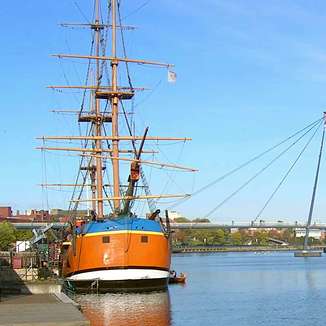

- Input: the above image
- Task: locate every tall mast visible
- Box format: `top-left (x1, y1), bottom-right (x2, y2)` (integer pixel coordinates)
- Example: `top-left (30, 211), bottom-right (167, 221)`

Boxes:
top-left (38, 2), bottom-right (193, 218)
top-left (111, 0), bottom-right (121, 213)
top-left (94, 0), bottom-right (104, 217)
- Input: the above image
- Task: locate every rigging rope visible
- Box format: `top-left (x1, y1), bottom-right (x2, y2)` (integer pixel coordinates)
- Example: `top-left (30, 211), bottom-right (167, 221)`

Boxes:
top-left (74, 1), bottom-right (91, 24)
top-left (120, 99), bottom-right (157, 213)
top-left (117, 1), bottom-right (133, 89)
top-left (68, 2), bottom-right (109, 217)
top-left (121, 0), bottom-right (151, 20)
top-left (68, 123), bottom-right (95, 216)
top-left (120, 100), bottom-right (139, 211)
top-left (80, 30), bottom-right (95, 114)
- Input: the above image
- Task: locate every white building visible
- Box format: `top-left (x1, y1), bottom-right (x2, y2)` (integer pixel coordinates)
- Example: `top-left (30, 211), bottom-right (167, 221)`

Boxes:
top-left (16, 241), bottom-right (31, 252)
top-left (295, 229), bottom-right (322, 240)
top-left (167, 210), bottom-right (184, 220)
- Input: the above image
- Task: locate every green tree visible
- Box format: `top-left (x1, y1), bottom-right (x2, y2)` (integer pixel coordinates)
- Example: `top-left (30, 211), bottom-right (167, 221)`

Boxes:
top-left (213, 229), bottom-right (226, 245)
top-left (230, 231), bottom-right (242, 245)
top-left (254, 231), bottom-right (269, 246)
top-left (15, 229), bottom-right (33, 241)
top-left (0, 222), bottom-right (16, 250)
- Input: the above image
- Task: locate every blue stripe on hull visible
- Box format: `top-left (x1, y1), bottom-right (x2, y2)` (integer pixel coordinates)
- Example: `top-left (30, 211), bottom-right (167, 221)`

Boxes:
top-left (76, 216), bottom-right (163, 235)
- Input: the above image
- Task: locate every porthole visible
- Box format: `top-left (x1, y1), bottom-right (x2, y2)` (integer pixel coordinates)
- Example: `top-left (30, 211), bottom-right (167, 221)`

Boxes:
top-left (102, 236), bottom-right (110, 243)
top-left (141, 235), bottom-right (148, 243)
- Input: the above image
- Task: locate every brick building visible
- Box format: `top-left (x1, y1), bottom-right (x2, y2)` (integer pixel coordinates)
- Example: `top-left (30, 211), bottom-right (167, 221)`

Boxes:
top-left (0, 206), bottom-right (12, 218)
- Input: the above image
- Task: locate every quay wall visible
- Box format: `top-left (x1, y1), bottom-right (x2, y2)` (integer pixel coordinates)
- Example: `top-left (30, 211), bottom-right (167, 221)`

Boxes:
top-left (0, 266), bottom-right (62, 294)
top-left (172, 245), bottom-right (326, 253)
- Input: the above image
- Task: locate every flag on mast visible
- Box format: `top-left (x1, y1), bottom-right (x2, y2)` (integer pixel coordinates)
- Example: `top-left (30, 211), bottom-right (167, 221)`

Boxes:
top-left (168, 69), bottom-right (177, 83)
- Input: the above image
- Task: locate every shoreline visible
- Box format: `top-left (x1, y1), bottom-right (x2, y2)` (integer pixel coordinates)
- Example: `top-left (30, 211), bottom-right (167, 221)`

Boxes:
top-left (172, 245), bottom-right (325, 254)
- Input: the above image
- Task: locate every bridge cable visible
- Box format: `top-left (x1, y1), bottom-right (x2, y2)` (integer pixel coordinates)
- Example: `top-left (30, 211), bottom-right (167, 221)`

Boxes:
top-left (168, 117), bottom-right (322, 210)
top-left (204, 120), bottom-right (321, 218)
top-left (254, 120), bottom-right (323, 222)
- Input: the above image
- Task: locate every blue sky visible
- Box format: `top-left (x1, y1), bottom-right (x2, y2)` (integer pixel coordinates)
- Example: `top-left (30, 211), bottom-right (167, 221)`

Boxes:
top-left (1, 0), bottom-right (326, 222)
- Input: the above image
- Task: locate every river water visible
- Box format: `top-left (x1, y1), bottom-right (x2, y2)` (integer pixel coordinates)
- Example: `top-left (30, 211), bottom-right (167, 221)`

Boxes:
top-left (74, 252), bottom-right (326, 325)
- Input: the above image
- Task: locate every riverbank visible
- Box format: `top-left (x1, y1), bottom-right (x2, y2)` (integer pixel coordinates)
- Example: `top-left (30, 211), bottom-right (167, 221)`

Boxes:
top-left (172, 245), bottom-right (326, 253)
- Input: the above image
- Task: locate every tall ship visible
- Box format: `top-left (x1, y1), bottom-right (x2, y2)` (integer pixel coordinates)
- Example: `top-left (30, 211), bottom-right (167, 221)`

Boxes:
top-left (38, 0), bottom-right (195, 292)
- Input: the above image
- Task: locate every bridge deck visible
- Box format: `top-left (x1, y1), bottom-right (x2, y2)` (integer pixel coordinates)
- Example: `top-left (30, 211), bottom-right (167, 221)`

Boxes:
top-left (10, 221), bottom-right (326, 230)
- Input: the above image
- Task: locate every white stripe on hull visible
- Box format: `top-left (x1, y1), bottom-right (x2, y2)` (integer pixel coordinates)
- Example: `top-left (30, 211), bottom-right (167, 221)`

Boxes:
top-left (68, 269), bottom-right (169, 281)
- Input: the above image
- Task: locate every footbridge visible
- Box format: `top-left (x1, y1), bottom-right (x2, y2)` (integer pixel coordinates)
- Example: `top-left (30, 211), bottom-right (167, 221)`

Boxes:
top-left (169, 222), bottom-right (326, 230)
top-left (10, 221), bottom-right (326, 230)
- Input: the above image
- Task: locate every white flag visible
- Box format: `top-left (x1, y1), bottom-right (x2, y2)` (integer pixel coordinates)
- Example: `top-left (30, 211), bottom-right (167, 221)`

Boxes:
top-left (168, 70), bottom-right (177, 83)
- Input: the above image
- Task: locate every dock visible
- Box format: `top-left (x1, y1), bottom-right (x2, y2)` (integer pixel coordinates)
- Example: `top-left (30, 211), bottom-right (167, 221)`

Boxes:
top-left (294, 250), bottom-right (323, 257)
top-left (0, 293), bottom-right (90, 326)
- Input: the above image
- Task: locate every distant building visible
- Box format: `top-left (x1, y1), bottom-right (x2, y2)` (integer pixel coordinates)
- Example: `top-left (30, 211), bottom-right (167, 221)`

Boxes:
top-left (295, 228), bottom-right (322, 240)
top-left (0, 215), bottom-right (33, 223)
top-left (50, 208), bottom-right (89, 218)
top-left (26, 209), bottom-right (50, 221)
top-left (0, 206), bottom-right (13, 218)
top-left (16, 241), bottom-right (31, 252)
top-left (167, 210), bottom-right (184, 221)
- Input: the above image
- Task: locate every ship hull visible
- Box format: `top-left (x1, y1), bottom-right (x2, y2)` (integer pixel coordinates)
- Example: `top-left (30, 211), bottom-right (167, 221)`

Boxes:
top-left (62, 217), bottom-right (171, 293)
top-left (64, 269), bottom-right (169, 293)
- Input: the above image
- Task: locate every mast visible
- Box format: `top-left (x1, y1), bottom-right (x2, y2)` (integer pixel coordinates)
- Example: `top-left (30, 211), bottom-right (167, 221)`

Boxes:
top-left (111, 0), bottom-right (121, 213)
top-left (94, 0), bottom-right (104, 218)
top-left (38, 1), bottom-right (195, 219)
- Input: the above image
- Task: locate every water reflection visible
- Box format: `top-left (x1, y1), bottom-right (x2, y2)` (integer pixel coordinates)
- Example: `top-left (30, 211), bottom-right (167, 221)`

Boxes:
top-left (74, 290), bottom-right (171, 326)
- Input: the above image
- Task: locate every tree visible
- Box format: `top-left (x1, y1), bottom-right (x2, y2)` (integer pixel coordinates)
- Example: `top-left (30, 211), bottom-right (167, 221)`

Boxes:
top-left (172, 230), bottom-right (186, 244)
top-left (254, 231), bottom-right (269, 246)
top-left (268, 229), bottom-right (281, 240)
top-left (239, 229), bottom-right (250, 244)
top-left (15, 229), bottom-right (33, 241)
top-left (213, 229), bottom-right (226, 245)
top-left (283, 229), bottom-right (294, 243)
top-left (230, 231), bottom-right (242, 245)
top-left (0, 222), bottom-right (16, 251)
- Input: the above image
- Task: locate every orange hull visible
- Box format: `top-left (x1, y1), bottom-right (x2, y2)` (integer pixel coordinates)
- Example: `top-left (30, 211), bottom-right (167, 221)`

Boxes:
top-left (61, 218), bottom-right (171, 292)
top-left (63, 230), bottom-right (170, 275)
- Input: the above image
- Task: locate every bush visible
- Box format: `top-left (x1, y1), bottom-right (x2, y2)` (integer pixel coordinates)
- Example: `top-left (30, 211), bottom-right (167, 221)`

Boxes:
top-left (0, 222), bottom-right (16, 251)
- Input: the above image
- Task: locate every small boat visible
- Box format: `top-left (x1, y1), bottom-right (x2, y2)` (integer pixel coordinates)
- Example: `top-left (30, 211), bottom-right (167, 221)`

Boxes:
top-left (169, 272), bottom-right (186, 284)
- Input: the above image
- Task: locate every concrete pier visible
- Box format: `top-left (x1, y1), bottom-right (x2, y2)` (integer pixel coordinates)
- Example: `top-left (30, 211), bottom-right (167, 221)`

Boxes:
top-left (0, 293), bottom-right (90, 326)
